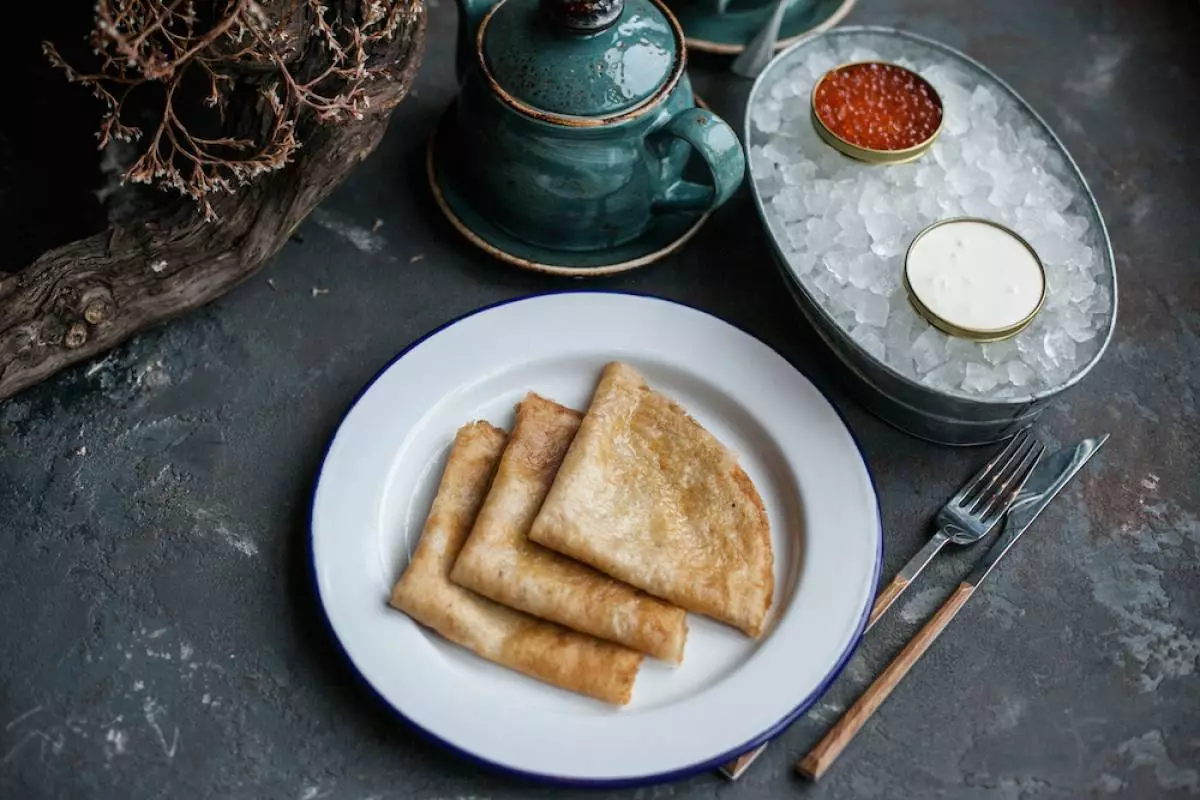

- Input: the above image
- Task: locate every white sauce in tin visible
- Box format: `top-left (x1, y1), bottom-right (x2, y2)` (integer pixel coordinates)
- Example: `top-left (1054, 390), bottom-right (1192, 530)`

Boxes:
top-left (906, 220), bottom-right (1044, 333)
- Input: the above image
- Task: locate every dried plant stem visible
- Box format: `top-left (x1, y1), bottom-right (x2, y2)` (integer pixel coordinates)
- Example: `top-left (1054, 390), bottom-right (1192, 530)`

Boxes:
top-left (0, 0), bottom-right (426, 400)
top-left (43, 0), bottom-right (418, 220)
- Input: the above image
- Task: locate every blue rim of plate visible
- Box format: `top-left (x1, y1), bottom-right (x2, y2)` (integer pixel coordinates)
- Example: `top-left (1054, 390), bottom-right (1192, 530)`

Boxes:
top-left (676, 0), bottom-right (856, 55)
top-left (307, 290), bottom-right (884, 787)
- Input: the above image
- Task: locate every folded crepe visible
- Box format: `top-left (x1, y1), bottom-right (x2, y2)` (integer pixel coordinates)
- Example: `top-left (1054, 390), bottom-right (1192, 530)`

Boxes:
top-left (450, 394), bottom-right (689, 663)
top-left (389, 420), bottom-right (642, 705)
top-left (529, 362), bottom-right (775, 637)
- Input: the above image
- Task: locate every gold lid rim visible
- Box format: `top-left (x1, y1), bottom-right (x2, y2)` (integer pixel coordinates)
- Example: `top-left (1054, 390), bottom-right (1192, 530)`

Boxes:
top-left (810, 61), bottom-right (945, 164)
top-left (474, 0), bottom-right (688, 129)
top-left (902, 217), bottom-right (1048, 343)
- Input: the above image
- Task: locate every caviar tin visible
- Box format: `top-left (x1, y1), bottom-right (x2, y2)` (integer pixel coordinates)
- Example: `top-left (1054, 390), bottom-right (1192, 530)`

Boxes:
top-left (810, 61), bottom-right (944, 165)
top-left (902, 217), bottom-right (1047, 343)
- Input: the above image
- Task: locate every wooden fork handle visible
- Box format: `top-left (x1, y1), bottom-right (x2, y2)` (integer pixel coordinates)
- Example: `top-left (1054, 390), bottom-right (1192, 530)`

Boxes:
top-left (867, 574), bottom-right (910, 628)
top-left (796, 581), bottom-right (976, 781)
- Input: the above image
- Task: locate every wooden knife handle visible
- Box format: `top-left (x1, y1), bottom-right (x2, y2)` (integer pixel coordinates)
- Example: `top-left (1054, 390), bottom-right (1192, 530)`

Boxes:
top-left (719, 572), bottom-right (916, 779)
top-left (796, 581), bottom-right (976, 781)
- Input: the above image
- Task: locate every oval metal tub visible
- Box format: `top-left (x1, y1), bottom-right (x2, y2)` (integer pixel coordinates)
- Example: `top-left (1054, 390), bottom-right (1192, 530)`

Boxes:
top-left (745, 26), bottom-right (1118, 447)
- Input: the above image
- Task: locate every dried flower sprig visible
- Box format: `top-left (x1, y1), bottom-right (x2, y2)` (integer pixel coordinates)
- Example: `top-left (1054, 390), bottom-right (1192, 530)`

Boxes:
top-left (44, 0), bottom-right (412, 221)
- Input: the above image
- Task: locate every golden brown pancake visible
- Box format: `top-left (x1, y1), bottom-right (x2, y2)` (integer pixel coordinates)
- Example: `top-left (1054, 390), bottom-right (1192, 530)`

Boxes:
top-left (529, 362), bottom-right (774, 637)
top-left (389, 420), bottom-right (643, 704)
top-left (450, 394), bottom-right (689, 663)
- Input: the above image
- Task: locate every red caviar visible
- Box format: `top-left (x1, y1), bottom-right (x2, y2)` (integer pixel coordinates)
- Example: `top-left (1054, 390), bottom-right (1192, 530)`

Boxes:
top-left (814, 62), bottom-right (943, 152)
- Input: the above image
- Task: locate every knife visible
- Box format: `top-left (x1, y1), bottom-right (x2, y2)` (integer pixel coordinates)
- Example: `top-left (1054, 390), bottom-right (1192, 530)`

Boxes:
top-left (962, 433), bottom-right (1110, 589)
top-left (794, 434), bottom-right (1110, 781)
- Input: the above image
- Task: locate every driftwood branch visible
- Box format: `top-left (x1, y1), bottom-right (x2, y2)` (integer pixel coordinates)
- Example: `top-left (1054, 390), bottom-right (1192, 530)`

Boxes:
top-left (0, 0), bottom-right (426, 402)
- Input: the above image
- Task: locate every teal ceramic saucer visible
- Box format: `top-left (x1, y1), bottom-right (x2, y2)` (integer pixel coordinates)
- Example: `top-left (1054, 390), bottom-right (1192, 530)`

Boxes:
top-left (427, 106), bottom-right (711, 278)
top-left (672, 0), bottom-right (855, 55)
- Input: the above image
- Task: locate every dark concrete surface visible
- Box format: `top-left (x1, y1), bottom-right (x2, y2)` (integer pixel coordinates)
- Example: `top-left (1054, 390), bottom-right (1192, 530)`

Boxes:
top-left (2, 1), bottom-right (1198, 798)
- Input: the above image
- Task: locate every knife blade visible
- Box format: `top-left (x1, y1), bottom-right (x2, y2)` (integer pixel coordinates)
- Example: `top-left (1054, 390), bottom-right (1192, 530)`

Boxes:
top-left (963, 433), bottom-right (1110, 589)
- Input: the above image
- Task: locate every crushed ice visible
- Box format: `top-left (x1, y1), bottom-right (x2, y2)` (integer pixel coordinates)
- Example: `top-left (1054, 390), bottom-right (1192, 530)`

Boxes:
top-left (749, 37), bottom-right (1112, 400)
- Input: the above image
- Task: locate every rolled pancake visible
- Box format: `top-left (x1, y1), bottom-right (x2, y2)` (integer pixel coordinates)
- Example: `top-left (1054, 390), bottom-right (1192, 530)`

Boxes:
top-left (529, 362), bottom-right (774, 637)
top-left (389, 420), bottom-right (642, 705)
top-left (450, 394), bottom-right (688, 663)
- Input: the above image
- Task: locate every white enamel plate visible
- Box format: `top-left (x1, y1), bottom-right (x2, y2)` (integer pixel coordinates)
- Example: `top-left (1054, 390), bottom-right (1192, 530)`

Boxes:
top-left (311, 293), bottom-right (881, 785)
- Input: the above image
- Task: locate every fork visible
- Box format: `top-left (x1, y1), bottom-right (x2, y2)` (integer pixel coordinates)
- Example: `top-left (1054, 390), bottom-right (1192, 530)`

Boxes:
top-left (719, 429), bottom-right (1045, 780)
top-left (863, 428), bottom-right (1044, 626)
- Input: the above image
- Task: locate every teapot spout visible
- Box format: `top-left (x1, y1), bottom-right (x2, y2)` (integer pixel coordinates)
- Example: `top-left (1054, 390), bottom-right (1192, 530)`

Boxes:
top-left (456, 0), bottom-right (494, 84)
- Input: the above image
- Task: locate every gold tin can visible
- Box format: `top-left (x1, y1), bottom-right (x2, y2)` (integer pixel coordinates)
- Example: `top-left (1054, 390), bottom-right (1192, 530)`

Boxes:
top-left (902, 217), bottom-right (1047, 342)
top-left (810, 61), bottom-right (945, 165)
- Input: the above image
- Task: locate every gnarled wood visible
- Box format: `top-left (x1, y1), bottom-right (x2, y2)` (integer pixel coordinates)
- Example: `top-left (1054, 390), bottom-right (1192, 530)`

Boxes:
top-left (0, 0), bottom-right (426, 402)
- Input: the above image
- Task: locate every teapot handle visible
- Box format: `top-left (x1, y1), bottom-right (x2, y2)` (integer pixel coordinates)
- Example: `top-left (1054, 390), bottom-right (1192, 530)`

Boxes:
top-left (649, 107), bottom-right (746, 213)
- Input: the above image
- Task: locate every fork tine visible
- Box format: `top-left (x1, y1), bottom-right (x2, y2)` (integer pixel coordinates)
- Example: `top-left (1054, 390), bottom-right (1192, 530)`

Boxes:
top-left (976, 440), bottom-right (1045, 521)
top-left (967, 435), bottom-right (1037, 515)
top-left (955, 429), bottom-right (1031, 508)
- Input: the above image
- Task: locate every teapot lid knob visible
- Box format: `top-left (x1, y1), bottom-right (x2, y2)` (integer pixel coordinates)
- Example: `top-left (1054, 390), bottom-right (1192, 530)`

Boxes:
top-left (540, 0), bottom-right (624, 34)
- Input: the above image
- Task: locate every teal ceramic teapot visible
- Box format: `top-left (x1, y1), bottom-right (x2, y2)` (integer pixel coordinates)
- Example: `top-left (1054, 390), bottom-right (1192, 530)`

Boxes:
top-left (453, 0), bottom-right (746, 252)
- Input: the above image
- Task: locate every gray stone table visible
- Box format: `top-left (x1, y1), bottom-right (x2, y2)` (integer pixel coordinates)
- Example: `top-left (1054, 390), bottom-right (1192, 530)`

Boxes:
top-left (2, 1), bottom-right (1197, 798)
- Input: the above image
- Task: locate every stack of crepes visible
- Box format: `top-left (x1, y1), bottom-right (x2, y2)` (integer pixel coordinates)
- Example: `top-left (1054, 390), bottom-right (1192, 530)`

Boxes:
top-left (388, 361), bottom-right (775, 705)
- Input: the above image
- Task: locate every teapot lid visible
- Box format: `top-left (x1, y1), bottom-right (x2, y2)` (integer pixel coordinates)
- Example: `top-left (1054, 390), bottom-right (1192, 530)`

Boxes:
top-left (477, 0), bottom-right (685, 124)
